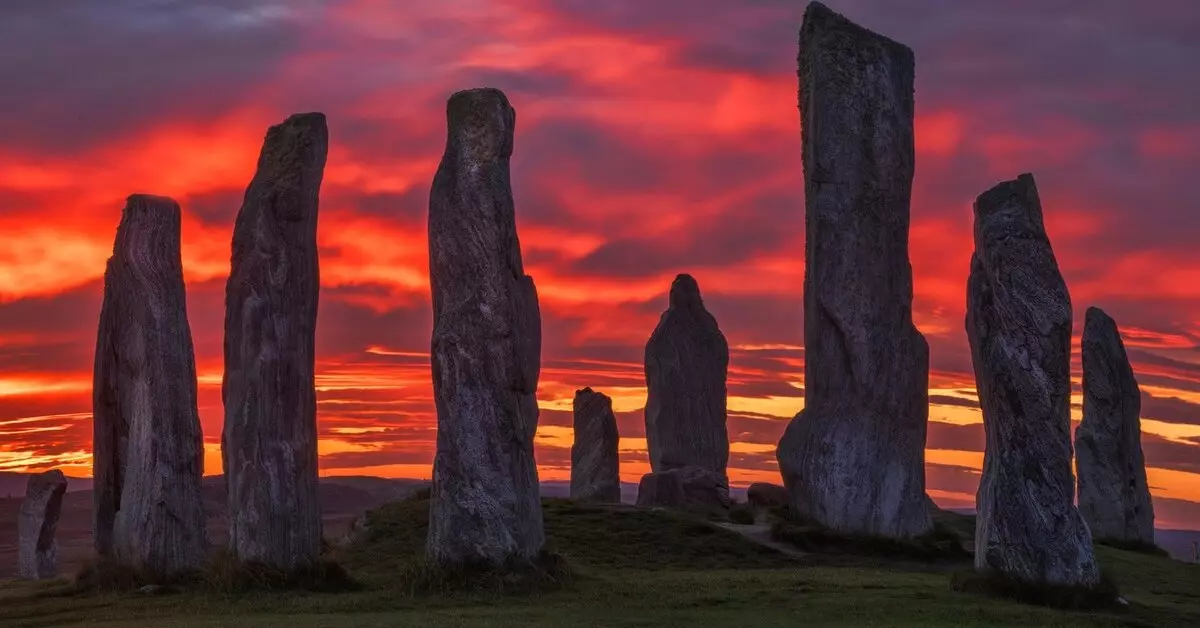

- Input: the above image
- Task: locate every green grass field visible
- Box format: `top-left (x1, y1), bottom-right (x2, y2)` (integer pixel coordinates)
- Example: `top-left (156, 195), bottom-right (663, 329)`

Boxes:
top-left (2, 497), bottom-right (1198, 627)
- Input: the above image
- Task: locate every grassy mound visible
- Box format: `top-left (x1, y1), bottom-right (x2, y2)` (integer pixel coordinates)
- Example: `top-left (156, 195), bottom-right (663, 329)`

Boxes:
top-left (342, 494), bottom-right (796, 582)
top-left (1094, 537), bottom-right (1171, 557)
top-left (66, 552), bottom-right (358, 596)
top-left (394, 551), bottom-right (574, 596)
top-left (770, 518), bottom-right (971, 562)
top-left (950, 568), bottom-right (1123, 611)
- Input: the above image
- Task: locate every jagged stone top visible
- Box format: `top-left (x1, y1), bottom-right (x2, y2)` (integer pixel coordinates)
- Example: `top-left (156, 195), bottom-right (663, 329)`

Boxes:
top-left (244, 112), bottom-right (328, 218)
top-left (445, 88), bottom-right (515, 164)
top-left (27, 469), bottom-right (67, 495)
top-left (574, 387), bottom-right (612, 412)
top-left (973, 173), bottom-right (1051, 243)
top-left (1084, 306), bottom-right (1120, 340)
top-left (801, 1), bottom-right (912, 60)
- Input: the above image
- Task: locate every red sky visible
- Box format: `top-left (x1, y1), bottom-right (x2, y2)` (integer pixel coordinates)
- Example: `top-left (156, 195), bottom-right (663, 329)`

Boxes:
top-left (1, 0), bottom-right (1199, 528)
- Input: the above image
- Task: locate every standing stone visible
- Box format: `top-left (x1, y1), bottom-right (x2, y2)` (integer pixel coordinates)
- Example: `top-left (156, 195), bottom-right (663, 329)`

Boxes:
top-left (93, 194), bottom-right (208, 577)
top-left (427, 88), bottom-right (544, 565)
top-left (1076, 307), bottom-right (1155, 544)
top-left (644, 274), bottom-right (729, 487)
top-left (775, 1), bottom-right (932, 538)
top-left (966, 173), bottom-right (1100, 587)
top-left (223, 112), bottom-right (327, 570)
top-left (18, 470), bottom-right (67, 579)
top-left (571, 388), bottom-right (621, 503)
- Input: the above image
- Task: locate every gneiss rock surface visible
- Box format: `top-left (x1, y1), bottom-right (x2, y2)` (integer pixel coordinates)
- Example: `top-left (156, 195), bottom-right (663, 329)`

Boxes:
top-left (93, 195), bottom-right (208, 576)
top-left (636, 466), bottom-right (730, 515)
top-left (644, 274), bottom-right (729, 493)
top-left (223, 112), bottom-right (327, 570)
top-left (1076, 307), bottom-right (1155, 544)
top-left (18, 470), bottom-right (67, 579)
top-left (570, 388), bottom-right (620, 503)
top-left (776, 1), bottom-right (932, 539)
top-left (966, 173), bottom-right (1100, 587)
top-left (427, 88), bottom-right (544, 565)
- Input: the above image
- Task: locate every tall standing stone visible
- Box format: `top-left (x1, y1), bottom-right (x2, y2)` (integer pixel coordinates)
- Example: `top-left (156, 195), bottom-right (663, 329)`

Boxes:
top-left (1076, 307), bottom-right (1155, 544)
top-left (966, 173), bottom-right (1100, 587)
top-left (427, 88), bottom-right (544, 565)
top-left (93, 194), bottom-right (208, 577)
top-left (223, 112), bottom-right (327, 570)
top-left (775, 1), bottom-right (932, 538)
top-left (644, 274), bottom-right (729, 484)
top-left (571, 388), bottom-right (620, 503)
top-left (18, 470), bottom-right (67, 579)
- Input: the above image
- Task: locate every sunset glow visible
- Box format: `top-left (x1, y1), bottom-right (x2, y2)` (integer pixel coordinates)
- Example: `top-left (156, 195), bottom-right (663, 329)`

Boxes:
top-left (2, 0), bottom-right (1199, 531)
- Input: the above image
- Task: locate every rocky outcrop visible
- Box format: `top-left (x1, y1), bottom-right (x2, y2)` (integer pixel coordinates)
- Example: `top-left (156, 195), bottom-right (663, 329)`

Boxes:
top-left (1076, 307), bottom-right (1155, 544)
top-left (18, 470), bottom-right (67, 579)
top-left (966, 173), bottom-right (1100, 587)
top-left (93, 194), bottom-right (208, 577)
top-left (636, 466), bottom-right (730, 515)
top-left (223, 112), bottom-right (327, 570)
top-left (644, 274), bottom-right (729, 493)
top-left (776, 1), bottom-right (932, 539)
top-left (570, 388), bottom-right (621, 503)
top-left (426, 88), bottom-right (544, 565)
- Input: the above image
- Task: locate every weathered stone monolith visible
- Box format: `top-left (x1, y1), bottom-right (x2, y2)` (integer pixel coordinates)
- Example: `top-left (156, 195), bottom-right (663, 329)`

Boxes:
top-left (571, 388), bottom-right (621, 503)
top-left (966, 173), bottom-right (1100, 586)
top-left (223, 112), bottom-right (327, 570)
top-left (18, 470), bottom-right (67, 579)
top-left (93, 194), bottom-right (208, 577)
top-left (775, 1), bottom-right (932, 539)
top-left (1076, 307), bottom-right (1155, 545)
top-left (426, 88), bottom-right (544, 565)
top-left (644, 274), bottom-right (729, 498)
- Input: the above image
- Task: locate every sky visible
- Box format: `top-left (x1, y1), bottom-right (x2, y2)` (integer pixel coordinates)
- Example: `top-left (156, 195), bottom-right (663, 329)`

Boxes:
top-left (1, 0), bottom-right (1198, 528)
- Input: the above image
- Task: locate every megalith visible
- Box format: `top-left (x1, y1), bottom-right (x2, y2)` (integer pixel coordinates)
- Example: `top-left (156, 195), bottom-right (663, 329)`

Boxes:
top-left (426, 88), bottom-right (545, 565)
top-left (1076, 306), bottom-right (1155, 544)
top-left (966, 173), bottom-right (1100, 587)
top-left (223, 112), bottom-right (327, 570)
top-left (18, 470), bottom-right (67, 579)
top-left (571, 388), bottom-right (621, 503)
top-left (775, 1), bottom-right (932, 538)
top-left (643, 274), bottom-right (729, 495)
top-left (93, 194), bottom-right (208, 577)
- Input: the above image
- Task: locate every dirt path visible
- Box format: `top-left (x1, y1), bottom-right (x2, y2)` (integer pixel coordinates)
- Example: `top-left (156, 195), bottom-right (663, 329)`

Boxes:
top-left (714, 522), bottom-right (807, 559)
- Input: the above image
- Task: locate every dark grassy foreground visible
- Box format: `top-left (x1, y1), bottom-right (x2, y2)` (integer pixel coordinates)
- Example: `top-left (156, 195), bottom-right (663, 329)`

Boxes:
top-left (1, 496), bottom-right (1198, 627)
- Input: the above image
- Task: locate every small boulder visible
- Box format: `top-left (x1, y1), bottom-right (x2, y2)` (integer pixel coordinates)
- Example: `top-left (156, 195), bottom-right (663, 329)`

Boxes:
top-left (18, 470), bottom-right (68, 580)
top-left (747, 482), bottom-right (790, 513)
top-left (637, 466), bottom-right (730, 515)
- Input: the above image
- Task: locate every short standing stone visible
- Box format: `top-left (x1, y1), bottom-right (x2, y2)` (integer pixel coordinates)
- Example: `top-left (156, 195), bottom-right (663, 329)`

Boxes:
top-left (636, 467), bottom-right (730, 515)
top-left (571, 388), bottom-right (621, 503)
top-left (223, 112), bottom-right (328, 570)
top-left (966, 173), bottom-right (1100, 587)
top-left (644, 274), bottom-right (729, 495)
top-left (776, 1), bottom-right (932, 539)
top-left (18, 470), bottom-right (67, 579)
top-left (93, 194), bottom-right (208, 577)
top-left (1076, 307), bottom-right (1155, 544)
top-left (747, 482), bottom-right (790, 513)
top-left (426, 88), bottom-right (545, 565)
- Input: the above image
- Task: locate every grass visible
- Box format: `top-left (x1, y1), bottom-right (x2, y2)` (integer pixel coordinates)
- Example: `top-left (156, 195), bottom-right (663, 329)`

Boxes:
top-left (769, 516), bottom-right (971, 563)
top-left (950, 569), bottom-right (1123, 611)
top-left (1, 493), bottom-right (1198, 627)
top-left (1094, 538), bottom-right (1171, 557)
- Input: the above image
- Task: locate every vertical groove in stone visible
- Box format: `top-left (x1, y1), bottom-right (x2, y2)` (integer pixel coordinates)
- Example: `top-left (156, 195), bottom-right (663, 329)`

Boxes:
top-left (223, 112), bottom-right (327, 570)
top-left (426, 87), bottom-right (545, 565)
top-left (92, 194), bottom-right (207, 577)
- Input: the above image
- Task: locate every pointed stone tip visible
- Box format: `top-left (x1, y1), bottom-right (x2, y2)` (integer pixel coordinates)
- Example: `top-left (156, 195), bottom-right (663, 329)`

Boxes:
top-left (1085, 306), bottom-right (1116, 330)
top-left (669, 274), bottom-right (703, 309)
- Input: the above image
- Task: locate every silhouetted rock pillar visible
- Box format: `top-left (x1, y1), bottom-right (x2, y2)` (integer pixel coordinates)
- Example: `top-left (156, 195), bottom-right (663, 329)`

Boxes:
top-left (644, 274), bottom-right (730, 488)
top-left (571, 388), bottom-right (621, 503)
top-left (93, 194), bottom-right (208, 577)
top-left (966, 173), bottom-right (1100, 586)
top-left (18, 470), bottom-right (67, 579)
top-left (775, 1), bottom-right (932, 538)
top-left (223, 113), bottom-right (327, 570)
top-left (426, 88), bottom-right (544, 565)
top-left (1076, 307), bottom-right (1155, 544)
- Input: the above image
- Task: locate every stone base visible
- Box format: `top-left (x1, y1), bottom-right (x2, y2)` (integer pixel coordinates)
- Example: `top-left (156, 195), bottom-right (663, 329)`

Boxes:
top-left (636, 467), bottom-right (729, 515)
